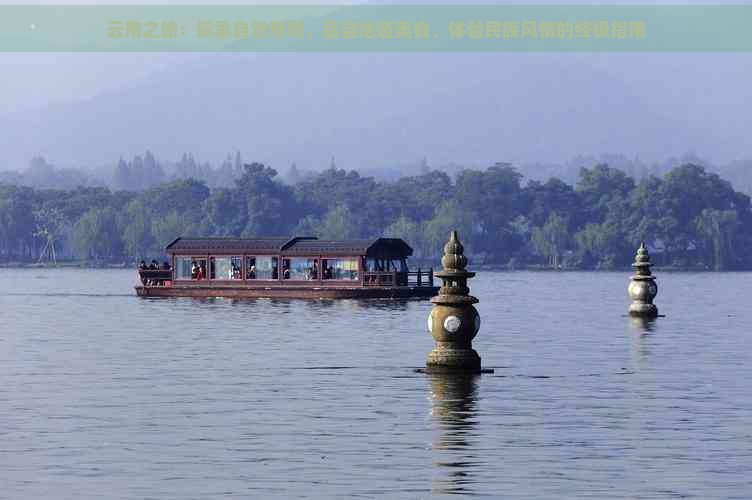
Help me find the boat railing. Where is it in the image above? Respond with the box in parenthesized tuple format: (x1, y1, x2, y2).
(363, 268, 434, 287)
(138, 269, 172, 286)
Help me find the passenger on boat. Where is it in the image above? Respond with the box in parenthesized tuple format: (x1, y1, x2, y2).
(149, 259, 159, 270)
(191, 262, 198, 279)
(197, 265, 206, 280)
(248, 265, 256, 279)
(161, 261, 171, 271)
(138, 260, 148, 285)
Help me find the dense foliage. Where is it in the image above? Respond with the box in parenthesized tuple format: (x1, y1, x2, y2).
(1, 162, 751, 270)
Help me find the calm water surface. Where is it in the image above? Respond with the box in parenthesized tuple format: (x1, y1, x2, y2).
(2, 269, 751, 499)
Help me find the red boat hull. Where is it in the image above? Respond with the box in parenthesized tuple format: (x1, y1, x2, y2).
(135, 284, 438, 299)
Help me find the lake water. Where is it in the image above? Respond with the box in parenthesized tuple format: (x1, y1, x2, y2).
(2, 269, 751, 499)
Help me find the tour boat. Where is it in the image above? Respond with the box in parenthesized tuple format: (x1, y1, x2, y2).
(135, 236, 438, 299)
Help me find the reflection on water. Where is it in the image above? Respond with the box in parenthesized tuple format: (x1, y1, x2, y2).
(629, 316, 658, 365)
(629, 315, 657, 333)
(428, 373, 481, 496)
(352, 299, 414, 312)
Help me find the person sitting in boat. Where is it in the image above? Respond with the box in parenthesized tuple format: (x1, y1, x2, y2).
(248, 265, 256, 279)
(149, 259, 159, 270)
(191, 262, 198, 279)
(161, 261, 171, 271)
(310, 263, 318, 280)
(138, 260, 148, 285)
(197, 264, 206, 280)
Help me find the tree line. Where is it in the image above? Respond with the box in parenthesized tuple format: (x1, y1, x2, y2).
(1, 161, 751, 270)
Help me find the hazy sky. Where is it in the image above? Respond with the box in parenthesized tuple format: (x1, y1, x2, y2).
(1, 0, 750, 170)
(1, 0, 748, 114)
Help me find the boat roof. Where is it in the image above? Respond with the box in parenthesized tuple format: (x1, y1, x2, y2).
(165, 236, 413, 258)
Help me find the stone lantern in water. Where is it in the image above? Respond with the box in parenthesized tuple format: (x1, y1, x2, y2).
(628, 241, 658, 318)
(426, 231, 482, 373)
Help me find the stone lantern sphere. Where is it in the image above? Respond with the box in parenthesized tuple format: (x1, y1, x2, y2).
(426, 231, 482, 373)
(628, 241, 659, 318)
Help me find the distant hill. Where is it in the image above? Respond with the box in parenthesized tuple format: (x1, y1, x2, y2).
(2, 51, 749, 175)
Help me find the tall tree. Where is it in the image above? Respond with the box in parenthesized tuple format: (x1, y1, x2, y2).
(236, 163, 299, 236)
(576, 163, 635, 223)
(531, 212, 570, 268)
(384, 215, 424, 257)
(695, 209, 740, 270)
(453, 163, 524, 261)
(121, 199, 154, 259)
(71, 207, 123, 260)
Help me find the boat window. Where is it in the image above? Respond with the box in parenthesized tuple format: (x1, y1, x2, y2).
(176, 257, 193, 279)
(390, 259, 407, 272)
(365, 258, 403, 272)
(323, 258, 358, 280)
(193, 258, 207, 280)
(285, 258, 319, 280)
(247, 256, 278, 280)
(211, 256, 242, 280)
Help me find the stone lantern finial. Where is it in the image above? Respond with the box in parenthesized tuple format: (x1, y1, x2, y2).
(425, 231, 482, 373)
(628, 241, 658, 317)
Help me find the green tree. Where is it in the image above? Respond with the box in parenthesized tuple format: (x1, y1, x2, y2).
(422, 200, 474, 260)
(71, 207, 123, 260)
(576, 164, 635, 222)
(295, 167, 377, 217)
(453, 163, 524, 261)
(201, 188, 245, 236)
(236, 163, 299, 236)
(141, 178, 210, 215)
(695, 209, 740, 270)
(524, 177, 583, 229)
(293, 215, 321, 237)
(531, 212, 570, 268)
(573, 220, 628, 270)
(384, 215, 424, 257)
(152, 211, 190, 250)
(319, 205, 357, 240)
(0, 186, 36, 259)
(121, 199, 154, 259)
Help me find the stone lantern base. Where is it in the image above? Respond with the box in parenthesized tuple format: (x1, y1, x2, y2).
(426, 344, 481, 373)
(628, 302, 658, 318)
